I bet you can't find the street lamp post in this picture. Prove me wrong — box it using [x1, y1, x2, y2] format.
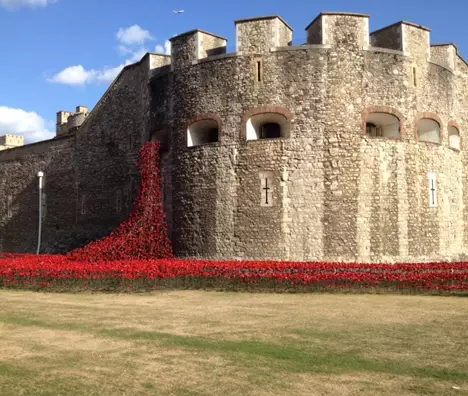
[36, 171, 44, 255]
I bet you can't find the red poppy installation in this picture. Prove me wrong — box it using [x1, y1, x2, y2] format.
[0, 254, 467, 293]
[1, 141, 468, 294]
[69, 141, 173, 262]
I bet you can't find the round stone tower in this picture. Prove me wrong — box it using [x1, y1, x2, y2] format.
[155, 13, 468, 263]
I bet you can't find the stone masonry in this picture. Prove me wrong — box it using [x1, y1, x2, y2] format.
[1, 12, 468, 263]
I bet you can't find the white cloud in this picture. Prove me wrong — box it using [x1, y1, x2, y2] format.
[155, 40, 171, 55]
[117, 45, 132, 56]
[116, 25, 153, 46]
[47, 65, 93, 86]
[0, 0, 55, 10]
[48, 52, 150, 86]
[47, 26, 169, 87]
[48, 47, 150, 86]
[48, 64, 120, 86]
[0, 106, 54, 144]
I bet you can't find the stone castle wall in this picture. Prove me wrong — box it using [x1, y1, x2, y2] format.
[0, 136, 76, 252]
[168, 14, 468, 262]
[0, 54, 170, 253]
[1, 12, 467, 262]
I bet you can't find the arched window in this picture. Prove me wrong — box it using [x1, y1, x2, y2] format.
[187, 119, 219, 147]
[246, 113, 289, 140]
[418, 118, 440, 144]
[365, 113, 400, 138]
[448, 125, 461, 150]
[151, 129, 169, 152]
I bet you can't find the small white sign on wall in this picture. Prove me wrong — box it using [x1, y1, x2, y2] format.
[428, 172, 437, 208]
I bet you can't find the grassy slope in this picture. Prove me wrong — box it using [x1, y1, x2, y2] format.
[0, 291, 467, 396]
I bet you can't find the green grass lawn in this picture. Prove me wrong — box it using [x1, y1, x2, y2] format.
[0, 291, 467, 396]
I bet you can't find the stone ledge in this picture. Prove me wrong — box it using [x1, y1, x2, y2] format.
[271, 44, 331, 52]
[235, 15, 293, 31]
[0, 134, 74, 162]
[194, 53, 238, 65]
[306, 12, 370, 31]
[366, 47, 406, 56]
[370, 20, 431, 36]
[428, 60, 455, 75]
[170, 29, 228, 42]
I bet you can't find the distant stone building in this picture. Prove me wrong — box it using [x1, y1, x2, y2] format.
[1, 12, 468, 263]
[0, 135, 24, 151]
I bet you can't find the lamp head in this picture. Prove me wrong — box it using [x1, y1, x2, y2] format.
[37, 171, 44, 177]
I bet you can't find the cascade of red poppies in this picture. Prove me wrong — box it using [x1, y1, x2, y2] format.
[69, 141, 173, 262]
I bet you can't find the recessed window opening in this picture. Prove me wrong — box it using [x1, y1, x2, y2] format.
[80, 195, 86, 215]
[257, 61, 262, 82]
[413, 67, 418, 87]
[246, 113, 288, 141]
[187, 119, 219, 147]
[7, 195, 12, 219]
[418, 118, 440, 144]
[448, 126, 460, 150]
[261, 123, 281, 138]
[116, 190, 122, 213]
[365, 113, 400, 138]
[123, 186, 130, 209]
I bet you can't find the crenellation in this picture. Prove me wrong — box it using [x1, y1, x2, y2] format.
[149, 53, 171, 69]
[235, 16, 292, 55]
[198, 32, 227, 59]
[371, 21, 431, 61]
[170, 31, 198, 69]
[306, 13, 370, 49]
[56, 106, 89, 136]
[370, 23, 403, 51]
[57, 111, 73, 125]
[305, 15, 322, 44]
[170, 30, 227, 69]
[430, 44, 464, 75]
[76, 106, 89, 114]
[0, 134, 24, 151]
[402, 22, 431, 61]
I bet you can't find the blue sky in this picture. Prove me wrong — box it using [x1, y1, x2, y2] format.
[0, 0, 467, 143]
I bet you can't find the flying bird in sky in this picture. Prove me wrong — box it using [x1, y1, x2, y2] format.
[173, 10, 185, 14]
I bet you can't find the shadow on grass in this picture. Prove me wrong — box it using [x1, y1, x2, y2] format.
[2, 313, 468, 383]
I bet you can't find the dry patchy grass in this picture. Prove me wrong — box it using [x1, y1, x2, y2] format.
[0, 291, 467, 395]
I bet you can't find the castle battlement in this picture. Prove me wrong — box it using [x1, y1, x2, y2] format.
[169, 29, 228, 69]
[163, 12, 466, 75]
[56, 106, 89, 136]
[0, 134, 24, 151]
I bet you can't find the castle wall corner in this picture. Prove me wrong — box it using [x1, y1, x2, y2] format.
[307, 13, 369, 49]
[430, 44, 457, 72]
[170, 30, 227, 69]
[235, 16, 292, 55]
